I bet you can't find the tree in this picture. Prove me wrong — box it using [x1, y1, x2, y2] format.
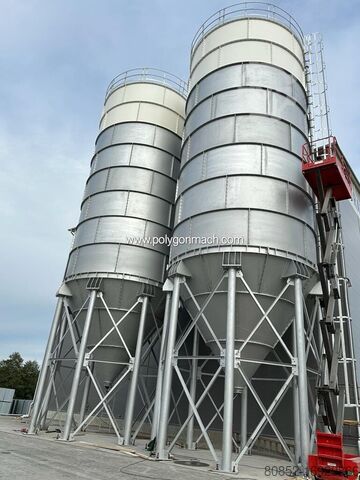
[0, 352, 39, 399]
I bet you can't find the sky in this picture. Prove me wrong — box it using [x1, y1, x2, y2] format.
[0, 0, 359, 363]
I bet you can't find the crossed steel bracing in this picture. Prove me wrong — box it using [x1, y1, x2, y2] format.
[151, 253, 320, 473]
[28, 278, 176, 445]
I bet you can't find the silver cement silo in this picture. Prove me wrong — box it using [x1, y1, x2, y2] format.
[175, 7, 316, 387]
[29, 68, 186, 444]
[155, 4, 317, 472]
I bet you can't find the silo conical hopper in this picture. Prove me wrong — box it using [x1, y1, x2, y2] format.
[170, 10, 317, 387]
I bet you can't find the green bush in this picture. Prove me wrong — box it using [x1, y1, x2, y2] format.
[0, 352, 39, 399]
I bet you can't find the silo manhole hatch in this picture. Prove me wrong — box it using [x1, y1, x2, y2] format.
[174, 460, 209, 467]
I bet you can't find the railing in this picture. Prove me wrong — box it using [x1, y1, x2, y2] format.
[302, 136, 352, 187]
[105, 68, 188, 101]
[191, 2, 304, 54]
[302, 135, 337, 164]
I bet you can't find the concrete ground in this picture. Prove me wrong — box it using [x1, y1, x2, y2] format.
[0, 416, 298, 479]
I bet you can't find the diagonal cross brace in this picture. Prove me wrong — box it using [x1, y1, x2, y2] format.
[234, 367, 295, 466]
[238, 273, 293, 360]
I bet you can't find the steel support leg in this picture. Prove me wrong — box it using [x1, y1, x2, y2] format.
[241, 386, 248, 451]
[186, 326, 199, 450]
[60, 289, 97, 441]
[28, 297, 63, 434]
[38, 377, 52, 429]
[292, 322, 301, 465]
[156, 275, 181, 460]
[221, 267, 236, 472]
[294, 277, 310, 470]
[39, 314, 67, 430]
[78, 366, 92, 428]
[151, 292, 171, 440]
[123, 296, 149, 445]
[293, 375, 301, 462]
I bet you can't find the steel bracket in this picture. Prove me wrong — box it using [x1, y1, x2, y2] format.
[83, 353, 91, 367]
[235, 349, 241, 368]
[219, 350, 225, 368]
[128, 357, 135, 371]
[291, 357, 298, 376]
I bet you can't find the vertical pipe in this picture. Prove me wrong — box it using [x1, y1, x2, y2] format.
[28, 297, 63, 434]
[123, 296, 149, 445]
[240, 386, 248, 451]
[156, 275, 181, 460]
[186, 326, 199, 450]
[294, 277, 310, 470]
[221, 267, 236, 472]
[151, 292, 171, 440]
[61, 289, 97, 441]
[292, 321, 301, 465]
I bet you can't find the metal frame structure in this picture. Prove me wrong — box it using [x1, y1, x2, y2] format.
[28, 278, 166, 445]
[26, 19, 360, 480]
[305, 32, 360, 451]
[152, 256, 320, 473]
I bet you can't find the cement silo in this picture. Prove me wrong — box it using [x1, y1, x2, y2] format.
[155, 4, 318, 472]
[29, 68, 186, 444]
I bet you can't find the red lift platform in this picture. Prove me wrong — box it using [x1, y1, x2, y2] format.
[309, 432, 360, 480]
[302, 136, 352, 201]
[302, 136, 357, 479]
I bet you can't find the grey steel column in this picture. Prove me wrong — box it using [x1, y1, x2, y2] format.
[186, 326, 199, 450]
[78, 369, 92, 428]
[61, 289, 97, 441]
[294, 277, 310, 470]
[292, 321, 301, 464]
[38, 380, 52, 430]
[240, 386, 248, 450]
[123, 296, 149, 445]
[151, 292, 171, 440]
[156, 275, 181, 460]
[39, 314, 67, 430]
[28, 297, 63, 434]
[221, 267, 236, 472]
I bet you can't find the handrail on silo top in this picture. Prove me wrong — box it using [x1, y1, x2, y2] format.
[191, 2, 304, 54]
[105, 68, 188, 102]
